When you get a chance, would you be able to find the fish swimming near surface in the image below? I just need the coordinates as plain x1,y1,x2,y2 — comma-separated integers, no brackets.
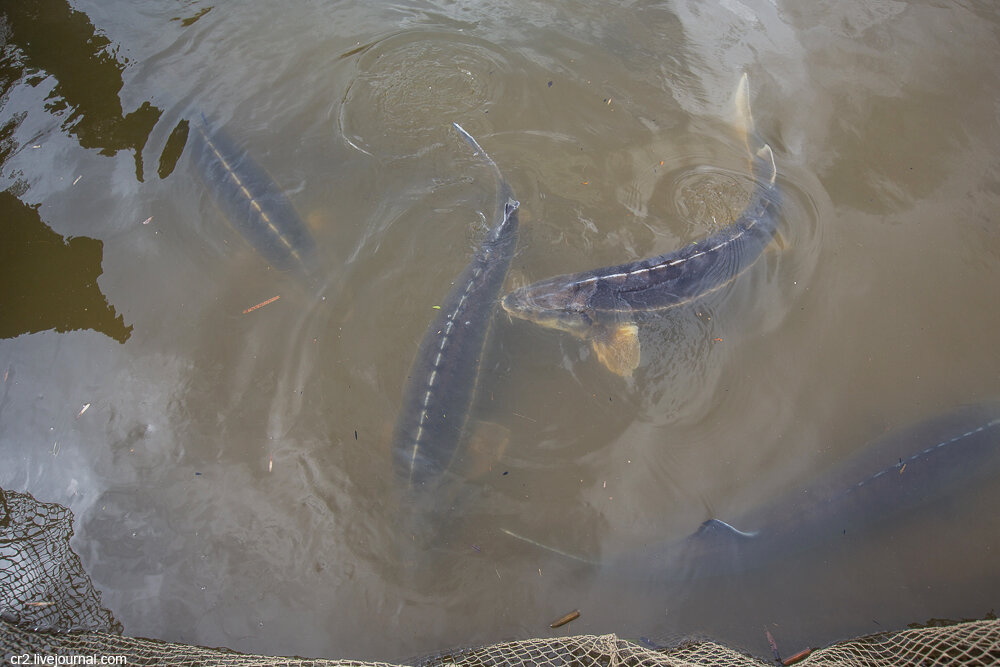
187,115,317,277
505,403,1000,579
392,124,520,494
501,74,778,376
616,403,1000,579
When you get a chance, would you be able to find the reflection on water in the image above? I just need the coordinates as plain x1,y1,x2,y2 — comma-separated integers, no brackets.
2,0,1000,662
1,0,161,180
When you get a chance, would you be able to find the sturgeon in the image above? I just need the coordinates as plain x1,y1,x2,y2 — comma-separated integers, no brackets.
612,403,1000,579
501,74,778,375
392,125,520,491
504,403,1000,579
188,116,317,276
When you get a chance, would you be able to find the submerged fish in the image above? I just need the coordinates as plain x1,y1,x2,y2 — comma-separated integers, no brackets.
616,403,1000,579
501,74,778,376
187,116,317,276
505,403,1000,579
392,125,520,492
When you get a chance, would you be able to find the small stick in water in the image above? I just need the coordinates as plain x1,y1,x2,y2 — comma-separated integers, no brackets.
242,295,281,314
550,609,580,628
782,648,813,665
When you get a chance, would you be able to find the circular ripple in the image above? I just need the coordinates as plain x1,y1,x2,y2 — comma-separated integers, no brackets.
672,166,754,234
340,31,512,159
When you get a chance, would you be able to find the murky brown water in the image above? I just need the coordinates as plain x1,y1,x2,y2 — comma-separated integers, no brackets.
2,0,1000,661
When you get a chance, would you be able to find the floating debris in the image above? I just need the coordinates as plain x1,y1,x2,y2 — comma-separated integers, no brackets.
242,295,281,314
550,609,580,628
782,648,813,665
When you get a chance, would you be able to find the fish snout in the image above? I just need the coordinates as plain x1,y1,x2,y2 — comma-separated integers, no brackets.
500,288,532,319
501,286,593,337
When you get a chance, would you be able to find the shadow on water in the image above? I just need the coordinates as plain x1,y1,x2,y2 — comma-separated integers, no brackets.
0,191,132,343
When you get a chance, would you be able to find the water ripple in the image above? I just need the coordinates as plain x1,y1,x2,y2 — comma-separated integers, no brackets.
340,30,515,160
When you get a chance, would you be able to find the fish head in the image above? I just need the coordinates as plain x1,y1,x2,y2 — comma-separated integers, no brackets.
501,276,597,338
503,275,642,376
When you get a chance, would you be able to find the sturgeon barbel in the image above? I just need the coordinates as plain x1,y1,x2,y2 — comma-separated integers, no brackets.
501,74,778,375
392,125,520,491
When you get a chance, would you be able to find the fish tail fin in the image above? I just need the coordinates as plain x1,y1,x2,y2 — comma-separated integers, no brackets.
733,75,777,187
453,122,500,173
453,122,517,212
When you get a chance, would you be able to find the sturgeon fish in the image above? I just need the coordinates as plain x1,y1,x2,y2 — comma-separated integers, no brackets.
392,125,520,491
188,116,317,276
501,74,778,375
505,403,1000,579
612,403,1000,579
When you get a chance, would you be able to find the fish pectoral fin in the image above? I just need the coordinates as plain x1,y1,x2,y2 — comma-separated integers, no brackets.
694,519,759,541
590,323,641,377
769,228,790,253
457,420,510,480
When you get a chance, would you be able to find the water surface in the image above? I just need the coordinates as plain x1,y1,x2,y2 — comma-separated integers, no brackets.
2,0,999,661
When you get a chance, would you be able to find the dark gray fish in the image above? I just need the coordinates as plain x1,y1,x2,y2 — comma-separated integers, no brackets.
501,74,778,375
392,124,519,492
611,403,1000,580
188,115,317,276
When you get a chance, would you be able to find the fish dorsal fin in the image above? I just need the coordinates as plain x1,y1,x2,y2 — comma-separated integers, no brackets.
693,519,759,541
590,323,640,376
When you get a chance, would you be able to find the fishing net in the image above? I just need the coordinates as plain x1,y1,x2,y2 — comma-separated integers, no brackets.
2,486,999,666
